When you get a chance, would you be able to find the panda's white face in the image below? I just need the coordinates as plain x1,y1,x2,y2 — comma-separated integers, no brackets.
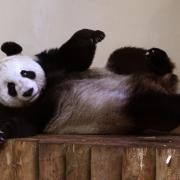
0,55,46,107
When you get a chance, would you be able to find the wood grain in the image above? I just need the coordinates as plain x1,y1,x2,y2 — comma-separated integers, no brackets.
39,143,66,180
13,139,39,180
91,146,122,180
0,140,15,180
122,147,155,180
66,144,91,180
156,148,180,180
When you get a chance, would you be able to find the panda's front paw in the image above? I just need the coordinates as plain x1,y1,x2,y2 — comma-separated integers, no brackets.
91,30,105,44
0,130,6,145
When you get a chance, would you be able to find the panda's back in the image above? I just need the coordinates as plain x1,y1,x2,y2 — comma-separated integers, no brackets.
45,69,135,134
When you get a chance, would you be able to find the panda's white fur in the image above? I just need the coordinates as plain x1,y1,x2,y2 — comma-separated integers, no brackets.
0,55,46,107
44,68,135,134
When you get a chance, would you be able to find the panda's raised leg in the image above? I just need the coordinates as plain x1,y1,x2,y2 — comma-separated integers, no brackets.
126,92,180,132
106,47,174,76
37,29,105,72
59,29,105,71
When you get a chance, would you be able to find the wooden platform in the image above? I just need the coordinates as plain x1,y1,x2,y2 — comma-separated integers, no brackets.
1,135,180,180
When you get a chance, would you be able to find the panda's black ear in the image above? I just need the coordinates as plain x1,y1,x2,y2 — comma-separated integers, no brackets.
1,42,23,56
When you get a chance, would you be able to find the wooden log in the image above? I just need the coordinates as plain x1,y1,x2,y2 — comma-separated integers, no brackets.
0,140,15,180
122,147,155,180
156,148,180,180
39,143,66,180
13,139,39,180
37,135,180,148
91,146,122,180
66,144,91,180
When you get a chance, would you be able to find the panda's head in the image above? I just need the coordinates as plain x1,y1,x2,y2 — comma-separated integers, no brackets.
0,42,46,107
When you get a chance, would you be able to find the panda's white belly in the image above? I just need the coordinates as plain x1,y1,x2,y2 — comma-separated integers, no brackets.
44,75,135,134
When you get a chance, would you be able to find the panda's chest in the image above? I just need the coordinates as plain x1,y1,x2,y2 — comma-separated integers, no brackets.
73,77,130,106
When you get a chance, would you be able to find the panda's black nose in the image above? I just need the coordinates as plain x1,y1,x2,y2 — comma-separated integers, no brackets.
23,88,34,97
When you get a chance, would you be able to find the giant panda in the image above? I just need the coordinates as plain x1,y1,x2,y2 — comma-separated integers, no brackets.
0,29,180,144
0,29,105,142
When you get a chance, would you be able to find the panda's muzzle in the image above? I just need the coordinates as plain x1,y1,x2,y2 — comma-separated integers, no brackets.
23,88,34,97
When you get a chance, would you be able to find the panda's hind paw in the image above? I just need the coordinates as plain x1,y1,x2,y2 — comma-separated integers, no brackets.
73,29,105,46
145,48,174,75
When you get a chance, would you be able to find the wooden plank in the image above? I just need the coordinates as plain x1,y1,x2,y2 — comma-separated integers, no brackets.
0,140,15,180
66,144,91,180
39,143,66,180
91,146,122,180
36,135,180,148
122,147,155,180
156,148,180,180
13,139,39,180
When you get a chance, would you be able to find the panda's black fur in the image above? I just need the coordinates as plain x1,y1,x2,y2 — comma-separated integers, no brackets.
0,29,180,143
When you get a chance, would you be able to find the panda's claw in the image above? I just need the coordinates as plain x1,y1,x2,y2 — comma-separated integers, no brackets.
0,131,6,144
90,38,94,44
0,137,5,142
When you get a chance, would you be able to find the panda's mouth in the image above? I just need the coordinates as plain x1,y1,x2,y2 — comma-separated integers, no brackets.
22,92,39,102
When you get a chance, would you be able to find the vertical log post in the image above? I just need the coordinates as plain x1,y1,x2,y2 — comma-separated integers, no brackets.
13,139,39,180
0,140,15,180
91,146,123,180
39,143,66,180
66,144,91,180
122,147,156,180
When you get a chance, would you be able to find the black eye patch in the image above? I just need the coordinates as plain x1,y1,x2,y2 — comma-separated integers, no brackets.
7,82,17,97
21,70,36,79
